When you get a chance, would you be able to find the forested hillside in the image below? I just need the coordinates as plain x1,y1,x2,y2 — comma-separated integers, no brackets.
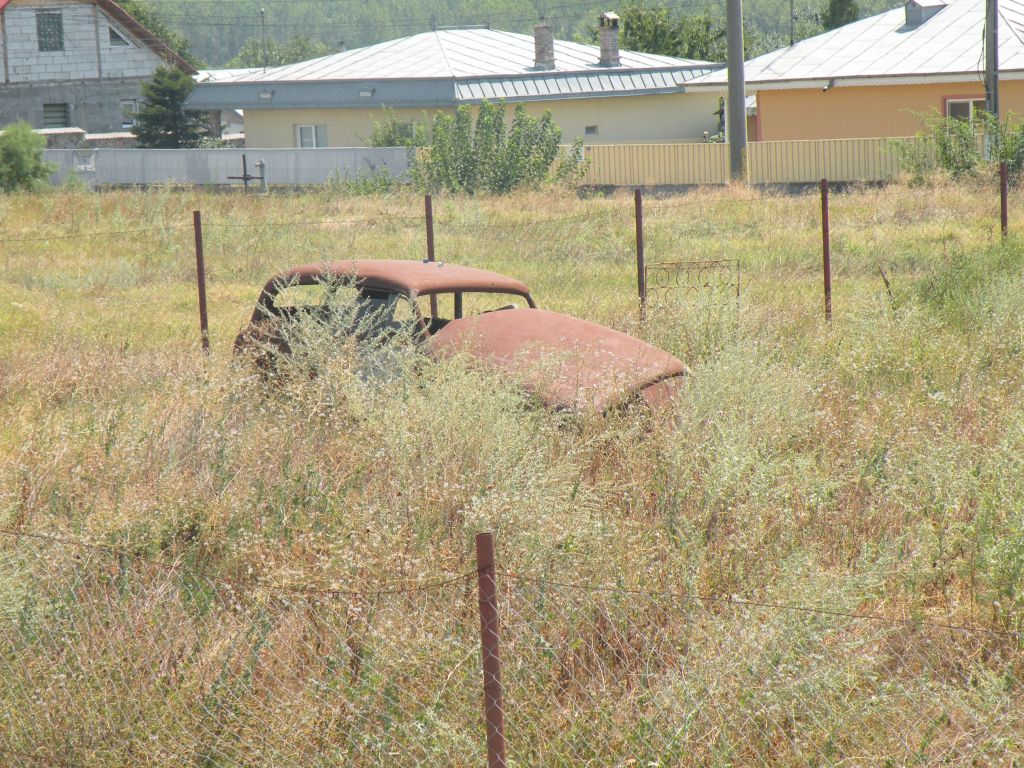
145,0,903,67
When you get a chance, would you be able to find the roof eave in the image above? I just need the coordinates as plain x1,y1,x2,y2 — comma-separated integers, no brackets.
688,70,1024,92
97,0,195,74
456,87,686,104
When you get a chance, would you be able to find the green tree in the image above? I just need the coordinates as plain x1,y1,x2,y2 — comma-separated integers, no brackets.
822,0,860,30
116,0,204,68
0,122,56,192
133,66,208,148
619,2,683,56
226,35,333,68
678,13,728,60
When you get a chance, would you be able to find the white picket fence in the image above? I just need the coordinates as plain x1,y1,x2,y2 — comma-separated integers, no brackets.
44,147,411,187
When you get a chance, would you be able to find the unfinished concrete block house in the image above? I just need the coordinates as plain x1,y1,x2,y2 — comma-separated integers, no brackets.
0,0,194,134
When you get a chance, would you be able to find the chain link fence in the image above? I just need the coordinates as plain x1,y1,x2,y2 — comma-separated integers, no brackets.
0,530,483,767
498,573,1024,765
3,529,1022,766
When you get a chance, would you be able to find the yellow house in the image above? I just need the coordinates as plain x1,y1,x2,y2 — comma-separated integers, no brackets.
687,0,1024,140
185,17,724,147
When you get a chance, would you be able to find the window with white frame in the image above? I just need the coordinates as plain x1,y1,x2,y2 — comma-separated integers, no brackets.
946,98,986,124
296,124,328,148
36,10,64,52
120,99,138,129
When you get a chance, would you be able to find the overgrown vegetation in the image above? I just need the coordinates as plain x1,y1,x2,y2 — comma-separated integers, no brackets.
0,121,55,193
897,110,1024,181
2,181,1024,763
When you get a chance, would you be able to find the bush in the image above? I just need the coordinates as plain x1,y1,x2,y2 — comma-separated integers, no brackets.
0,122,55,192
370,101,585,195
367,109,428,148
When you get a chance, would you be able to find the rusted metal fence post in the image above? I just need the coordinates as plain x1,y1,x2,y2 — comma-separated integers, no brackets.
1000,161,1009,237
192,210,210,353
475,532,506,768
425,194,438,319
635,188,647,321
820,179,832,322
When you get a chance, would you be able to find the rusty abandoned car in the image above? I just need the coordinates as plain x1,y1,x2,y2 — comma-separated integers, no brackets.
235,260,689,412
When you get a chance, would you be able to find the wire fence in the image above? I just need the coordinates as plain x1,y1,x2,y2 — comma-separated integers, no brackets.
2,528,1022,766
0,528,484,767
1,175,1014,334
3,181,1023,763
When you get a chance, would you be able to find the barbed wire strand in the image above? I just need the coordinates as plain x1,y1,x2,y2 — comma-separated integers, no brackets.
0,224,193,244
500,571,1024,640
0,527,473,597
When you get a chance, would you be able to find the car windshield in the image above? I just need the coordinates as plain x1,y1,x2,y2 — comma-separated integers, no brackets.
416,291,525,333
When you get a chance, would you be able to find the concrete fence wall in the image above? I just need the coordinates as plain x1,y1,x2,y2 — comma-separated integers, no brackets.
44,147,411,187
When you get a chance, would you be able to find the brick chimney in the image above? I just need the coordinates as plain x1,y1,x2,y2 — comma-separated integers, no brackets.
598,12,620,67
534,21,555,69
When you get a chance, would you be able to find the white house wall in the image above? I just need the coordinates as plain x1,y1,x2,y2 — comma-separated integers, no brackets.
242,92,722,148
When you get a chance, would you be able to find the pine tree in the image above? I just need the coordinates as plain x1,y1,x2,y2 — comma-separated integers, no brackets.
132,66,207,148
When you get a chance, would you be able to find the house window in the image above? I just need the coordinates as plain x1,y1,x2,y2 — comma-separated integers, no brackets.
43,103,70,128
37,11,64,52
946,98,986,125
120,99,138,129
584,125,599,136
109,27,130,47
296,124,328,148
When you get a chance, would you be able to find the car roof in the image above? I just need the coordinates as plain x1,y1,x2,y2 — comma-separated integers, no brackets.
427,308,689,412
264,260,533,299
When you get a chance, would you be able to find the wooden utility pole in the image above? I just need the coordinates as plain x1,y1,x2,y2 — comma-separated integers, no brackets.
726,0,747,181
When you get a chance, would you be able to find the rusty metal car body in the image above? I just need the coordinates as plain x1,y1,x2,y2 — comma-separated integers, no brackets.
235,260,688,412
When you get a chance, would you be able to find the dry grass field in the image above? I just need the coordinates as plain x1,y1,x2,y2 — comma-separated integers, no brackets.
2,178,1024,765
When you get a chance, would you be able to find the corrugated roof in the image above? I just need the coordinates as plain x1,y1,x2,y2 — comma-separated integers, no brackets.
185,27,719,111
454,68,714,101
688,0,1024,89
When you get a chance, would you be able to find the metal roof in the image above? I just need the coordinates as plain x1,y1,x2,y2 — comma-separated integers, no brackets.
196,68,265,83
185,28,719,111
688,0,1024,90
